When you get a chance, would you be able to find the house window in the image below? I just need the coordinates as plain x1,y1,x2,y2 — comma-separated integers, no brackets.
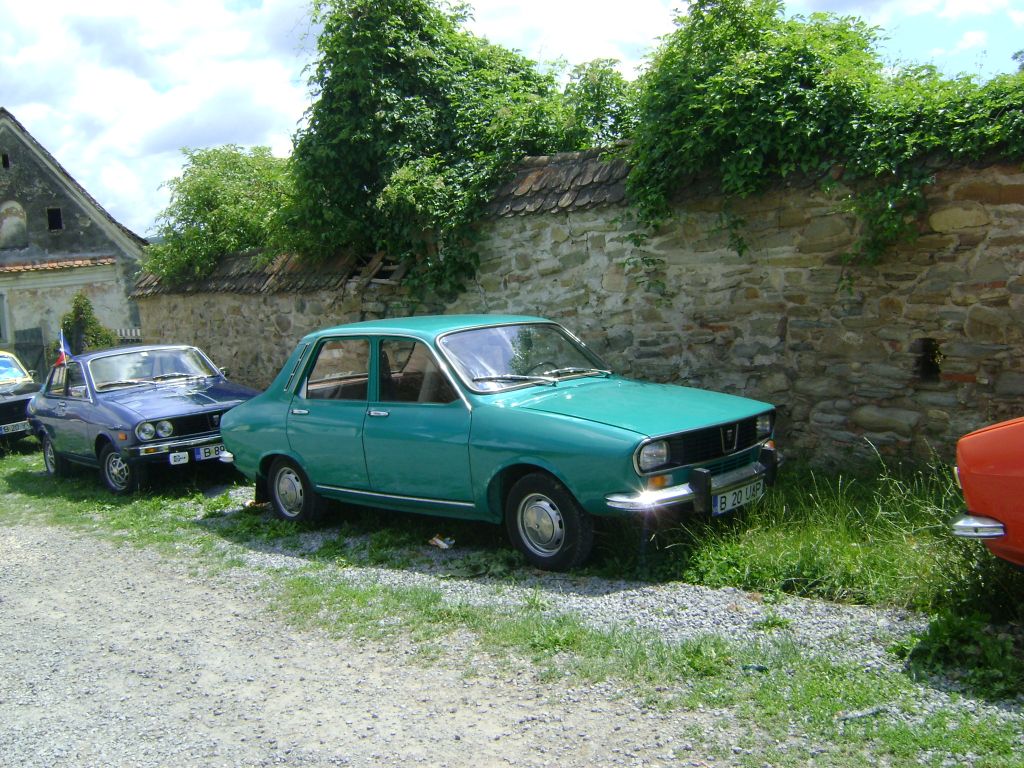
1,154,9,169
47,207,63,231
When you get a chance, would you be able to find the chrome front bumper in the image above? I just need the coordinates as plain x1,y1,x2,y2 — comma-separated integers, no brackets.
605,447,779,513
951,513,1006,540
128,433,222,458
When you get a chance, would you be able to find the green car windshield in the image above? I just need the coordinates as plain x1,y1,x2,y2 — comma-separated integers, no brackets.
0,355,29,382
439,322,610,392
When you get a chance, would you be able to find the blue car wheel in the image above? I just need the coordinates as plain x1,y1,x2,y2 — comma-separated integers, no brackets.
100,444,141,495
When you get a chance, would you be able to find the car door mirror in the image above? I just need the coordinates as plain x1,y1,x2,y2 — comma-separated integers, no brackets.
68,385,87,399
219,367,230,378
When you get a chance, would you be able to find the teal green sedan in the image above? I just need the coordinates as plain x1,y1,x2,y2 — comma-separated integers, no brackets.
220,315,779,570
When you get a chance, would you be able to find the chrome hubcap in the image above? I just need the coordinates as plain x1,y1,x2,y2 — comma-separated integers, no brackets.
44,441,55,473
105,453,131,489
275,467,304,517
517,493,565,556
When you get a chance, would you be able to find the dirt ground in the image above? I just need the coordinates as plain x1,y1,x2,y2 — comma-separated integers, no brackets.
0,523,722,768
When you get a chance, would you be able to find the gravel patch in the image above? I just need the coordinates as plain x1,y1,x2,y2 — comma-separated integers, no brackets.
2,485,1022,767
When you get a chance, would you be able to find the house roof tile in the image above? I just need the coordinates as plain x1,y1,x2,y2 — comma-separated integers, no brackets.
0,255,116,273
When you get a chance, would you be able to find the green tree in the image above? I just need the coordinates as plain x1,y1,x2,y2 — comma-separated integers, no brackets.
144,146,290,283
56,293,117,356
561,58,637,148
286,0,570,294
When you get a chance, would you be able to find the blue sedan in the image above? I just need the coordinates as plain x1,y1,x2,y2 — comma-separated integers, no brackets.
28,345,258,493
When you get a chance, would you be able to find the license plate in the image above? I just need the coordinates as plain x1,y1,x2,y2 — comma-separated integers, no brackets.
194,444,225,461
712,479,764,515
169,452,189,465
0,420,30,435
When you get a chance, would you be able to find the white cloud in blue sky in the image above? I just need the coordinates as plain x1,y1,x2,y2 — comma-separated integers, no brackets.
0,0,1020,237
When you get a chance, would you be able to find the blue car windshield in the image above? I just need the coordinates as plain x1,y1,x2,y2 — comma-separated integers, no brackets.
0,355,29,382
89,348,217,390
439,323,610,392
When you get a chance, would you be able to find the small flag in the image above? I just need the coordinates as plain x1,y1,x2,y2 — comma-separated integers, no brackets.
55,329,72,366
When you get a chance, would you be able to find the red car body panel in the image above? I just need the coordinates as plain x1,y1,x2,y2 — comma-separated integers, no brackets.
956,416,1024,567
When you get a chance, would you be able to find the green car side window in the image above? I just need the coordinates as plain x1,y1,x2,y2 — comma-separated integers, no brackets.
379,339,458,405
304,339,369,401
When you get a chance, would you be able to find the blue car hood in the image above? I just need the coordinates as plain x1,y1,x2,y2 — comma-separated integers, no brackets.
97,378,258,420
494,377,771,437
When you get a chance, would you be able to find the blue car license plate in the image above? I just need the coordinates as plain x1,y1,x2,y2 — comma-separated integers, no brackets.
194,444,225,461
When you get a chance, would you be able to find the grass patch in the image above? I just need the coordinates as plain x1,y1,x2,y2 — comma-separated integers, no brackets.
593,459,1024,621
2,445,1022,765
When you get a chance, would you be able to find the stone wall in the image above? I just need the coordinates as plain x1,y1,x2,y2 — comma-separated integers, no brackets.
136,161,1024,463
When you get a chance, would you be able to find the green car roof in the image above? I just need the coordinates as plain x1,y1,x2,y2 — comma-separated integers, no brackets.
301,314,552,343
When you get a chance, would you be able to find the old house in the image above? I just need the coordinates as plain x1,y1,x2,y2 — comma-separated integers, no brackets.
0,107,144,374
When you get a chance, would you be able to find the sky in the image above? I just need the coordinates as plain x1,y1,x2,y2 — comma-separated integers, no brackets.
1,0,1022,239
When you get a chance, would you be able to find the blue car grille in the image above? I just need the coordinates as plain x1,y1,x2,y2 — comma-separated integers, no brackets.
0,398,29,425
168,411,225,438
664,416,764,469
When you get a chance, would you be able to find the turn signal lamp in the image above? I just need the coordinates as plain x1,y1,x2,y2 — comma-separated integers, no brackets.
647,474,671,490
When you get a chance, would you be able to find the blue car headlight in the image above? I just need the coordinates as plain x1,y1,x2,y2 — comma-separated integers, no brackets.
136,422,156,441
156,420,174,438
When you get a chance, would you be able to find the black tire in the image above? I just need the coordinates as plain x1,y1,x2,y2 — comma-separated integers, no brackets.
505,472,594,571
99,443,141,494
268,457,327,524
42,435,70,477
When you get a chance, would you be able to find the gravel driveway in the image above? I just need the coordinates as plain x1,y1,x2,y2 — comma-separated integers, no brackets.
0,516,1017,767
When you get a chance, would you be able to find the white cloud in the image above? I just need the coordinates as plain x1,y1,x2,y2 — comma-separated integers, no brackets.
1,0,313,235
937,0,1009,19
467,0,679,78
954,30,989,52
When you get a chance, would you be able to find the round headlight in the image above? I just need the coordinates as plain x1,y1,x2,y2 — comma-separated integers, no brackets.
156,420,174,438
638,440,670,472
756,412,774,439
136,422,156,441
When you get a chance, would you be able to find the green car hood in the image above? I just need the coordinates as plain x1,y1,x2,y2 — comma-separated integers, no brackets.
495,377,771,437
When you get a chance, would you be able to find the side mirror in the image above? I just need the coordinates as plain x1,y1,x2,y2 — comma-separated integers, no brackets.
219,367,231,378
28,370,36,378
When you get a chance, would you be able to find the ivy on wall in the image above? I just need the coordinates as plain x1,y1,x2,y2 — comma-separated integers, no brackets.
628,0,1024,266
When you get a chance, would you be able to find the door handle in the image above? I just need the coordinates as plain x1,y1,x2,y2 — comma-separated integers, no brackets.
290,408,309,415
368,410,389,418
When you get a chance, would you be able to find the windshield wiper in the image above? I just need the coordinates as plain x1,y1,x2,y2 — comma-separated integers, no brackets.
540,367,612,378
152,372,196,381
472,374,557,387
97,379,143,390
